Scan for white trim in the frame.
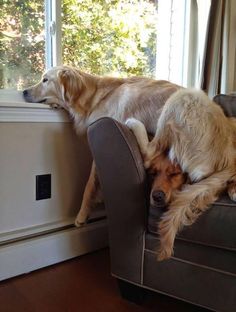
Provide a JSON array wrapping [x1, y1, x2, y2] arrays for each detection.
[[155, 0, 172, 80], [45, 0, 62, 68], [0, 103, 70, 123], [0, 220, 108, 281], [221, 0, 236, 93], [0, 209, 107, 244], [0, 218, 75, 244], [182, 0, 195, 87], [0, 90, 70, 123], [195, 0, 212, 89], [51, 0, 62, 66], [156, 0, 191, 86], [45, 0, 53, 69]]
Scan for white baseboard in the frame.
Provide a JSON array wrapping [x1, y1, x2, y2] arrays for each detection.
[[0, 220, 108, 281]]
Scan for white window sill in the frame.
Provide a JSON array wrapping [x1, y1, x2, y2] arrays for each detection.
[[0, 90, 70, 123]]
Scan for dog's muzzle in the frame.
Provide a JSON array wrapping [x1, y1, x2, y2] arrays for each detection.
[[152, 190, 166, 205], [23, 90, 28, 96], [23, 90, 46, 103]]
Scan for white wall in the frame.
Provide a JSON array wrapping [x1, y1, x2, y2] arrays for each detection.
[[0, 104, 108, 280], [0, 122, 91, 234]]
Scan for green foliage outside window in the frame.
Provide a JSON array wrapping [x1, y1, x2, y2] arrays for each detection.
[[0, 0, 45, 89], [0, 0, 158, 90]]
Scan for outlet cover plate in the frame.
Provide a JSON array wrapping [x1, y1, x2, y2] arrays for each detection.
[[36, 174, 51, 200]]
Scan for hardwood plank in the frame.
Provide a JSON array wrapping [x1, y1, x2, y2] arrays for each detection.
[[0, 249, 207, 312]]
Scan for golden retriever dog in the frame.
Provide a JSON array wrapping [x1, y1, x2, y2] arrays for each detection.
[[126, 89, 236, 261], [23, 65, 180, 226]]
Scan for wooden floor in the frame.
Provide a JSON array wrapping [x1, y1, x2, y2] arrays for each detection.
[[0, 248, 207, 312]]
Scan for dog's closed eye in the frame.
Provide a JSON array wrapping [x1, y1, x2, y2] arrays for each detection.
[[148, 169, 159, 179], [168, 172, 181, 178], [42, 78, 48, 83]]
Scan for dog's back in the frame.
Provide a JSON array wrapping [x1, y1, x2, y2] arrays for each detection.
[[154, 89, 236, 181], [86, 78, 180, 134]]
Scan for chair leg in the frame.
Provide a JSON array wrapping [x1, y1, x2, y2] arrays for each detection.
[[117, 279, 146, 305]]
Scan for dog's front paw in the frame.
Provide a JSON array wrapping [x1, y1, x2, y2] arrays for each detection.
[[74, 218, 86, 227], [157, 217, 175, 261], [157, 245, 173, 261], [74, 211, 88, 227], [50, 103, 60, 109], [228, 184, 236, 202]]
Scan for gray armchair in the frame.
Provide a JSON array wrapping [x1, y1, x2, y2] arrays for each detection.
[[87, 94, 236, 312]]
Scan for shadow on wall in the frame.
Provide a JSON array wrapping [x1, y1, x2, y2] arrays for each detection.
[[0, 121, 96, 235], [49, 125, 93, 221]]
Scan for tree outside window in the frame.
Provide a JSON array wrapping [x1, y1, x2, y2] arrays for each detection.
[[0, 0, 158, 90]]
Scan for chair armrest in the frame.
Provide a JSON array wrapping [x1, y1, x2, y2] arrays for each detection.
[[88, 117, 148, 284], [213, 94, 236, 117]]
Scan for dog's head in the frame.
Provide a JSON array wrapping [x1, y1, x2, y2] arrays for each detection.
[[146, 152, 187, 207], [23, 66, 94, 114]]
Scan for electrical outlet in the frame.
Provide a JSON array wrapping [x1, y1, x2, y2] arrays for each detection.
[[36, 174, 51, 200]]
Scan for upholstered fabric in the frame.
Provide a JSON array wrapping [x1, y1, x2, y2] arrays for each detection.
[[148, 194, 236, 251], [214, 93, 236, 117]]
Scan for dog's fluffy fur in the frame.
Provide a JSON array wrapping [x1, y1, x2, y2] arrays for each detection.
[[126, 89, 236, 261], [23, 65, 180, 226]]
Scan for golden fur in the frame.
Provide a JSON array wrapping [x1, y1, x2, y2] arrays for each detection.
[[23, 65, 180, 226], [126, 89, 236, 261]]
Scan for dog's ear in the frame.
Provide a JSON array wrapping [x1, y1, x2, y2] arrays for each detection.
[[58, 67, 87, 113]]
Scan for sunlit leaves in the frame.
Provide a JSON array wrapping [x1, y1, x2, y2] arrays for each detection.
[[62, 0, 157, 77]]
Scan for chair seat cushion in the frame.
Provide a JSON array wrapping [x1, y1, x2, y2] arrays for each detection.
[[148, 193, 236, 251]]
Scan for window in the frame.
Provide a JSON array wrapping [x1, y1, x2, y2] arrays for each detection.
[[3, 0, 209, 95], [1, 0, 159, 91], [0, 0, 45, 90]]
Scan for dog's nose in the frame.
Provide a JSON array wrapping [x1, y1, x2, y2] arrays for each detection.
[[152, 191, 166, 204], [23, 90, 28, 97]]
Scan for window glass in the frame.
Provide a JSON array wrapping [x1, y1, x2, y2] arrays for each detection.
[[61, 0, 158, 78], [0, 0, 45, 90]]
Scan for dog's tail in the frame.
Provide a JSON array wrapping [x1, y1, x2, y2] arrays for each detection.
[[157, 168, 233, 260]]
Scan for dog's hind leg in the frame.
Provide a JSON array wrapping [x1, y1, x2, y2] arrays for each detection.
[[126, 118, 150, 154], [157, 169, 233, 261], [148, 105, 175, 156], [126, 118, 157, 166], [75, 161, 98, 226]]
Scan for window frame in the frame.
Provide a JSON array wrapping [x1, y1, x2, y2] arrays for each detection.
[[156, 0, 196, 87], [0, 0, 62, 105], [45, 0, 62, 69]]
